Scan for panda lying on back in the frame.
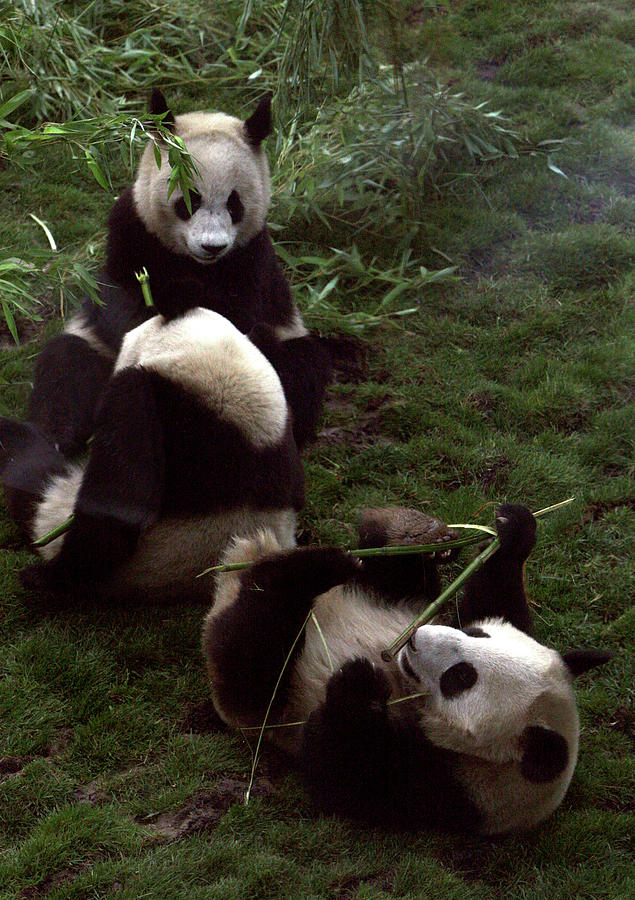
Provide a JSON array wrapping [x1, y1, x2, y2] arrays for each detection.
[[1, 307, 304, 602], [24, 90, 329, 457], [203, 505, 611, 834]]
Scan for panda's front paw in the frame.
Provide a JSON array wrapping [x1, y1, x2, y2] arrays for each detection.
[[326, 658, 391, 714], [495, 504, 537, 557]]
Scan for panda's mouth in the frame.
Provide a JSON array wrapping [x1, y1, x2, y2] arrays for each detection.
[[398, 648, 421, 684], [190, 250, 226, 265]]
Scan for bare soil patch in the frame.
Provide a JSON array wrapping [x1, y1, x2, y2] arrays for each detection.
[[138, 776, 275, 841]]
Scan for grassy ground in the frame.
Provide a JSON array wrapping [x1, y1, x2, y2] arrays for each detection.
[[1, 1, 633, 897]]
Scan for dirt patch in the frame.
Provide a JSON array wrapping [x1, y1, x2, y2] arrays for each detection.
[[73, 780, 109, 806], [476, 456, 511, 488], [476, 60, 505, 82], [317, 397, 391, 448], [467, 391, 497, 419], [138, 776, 275, 841], [0, 756, 31, 779], [18, 857, 99, 899], [436, 455, 511, 492], [19, 870, 78, 899], [46, 727, 73, 758], [320, 335, 370, 384], [582, 498, 635, 523], [608, 705, 635, 741]]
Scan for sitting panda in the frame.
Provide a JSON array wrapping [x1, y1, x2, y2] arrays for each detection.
[[203, 505, 612, 834], [1, 307, 304, 603], [23, 89, 329, 458]]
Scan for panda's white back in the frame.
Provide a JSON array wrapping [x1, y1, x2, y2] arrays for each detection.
[[32, 308, 300, 600]]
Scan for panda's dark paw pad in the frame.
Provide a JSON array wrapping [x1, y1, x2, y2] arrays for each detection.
[[495, 504, 537, 554], [327, 658, 390, 710]]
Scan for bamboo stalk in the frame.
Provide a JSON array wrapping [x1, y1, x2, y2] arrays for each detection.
[[379, 537, 501, 661], [32, 517, 74, 548], [196, 525, 496, 579], [135, 267, 154, 307], [379, 497, 575, 661]]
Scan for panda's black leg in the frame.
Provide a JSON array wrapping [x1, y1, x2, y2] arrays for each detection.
[[248, 325, 332, 450], [23, 367, 165, 591], [206, 547, 360, 725], [0, 417, 67, 535], [458, 504, 536, 635], [28, 333, 113, 457]]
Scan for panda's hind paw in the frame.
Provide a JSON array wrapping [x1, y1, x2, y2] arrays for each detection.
[[358, 506, 457, 558]]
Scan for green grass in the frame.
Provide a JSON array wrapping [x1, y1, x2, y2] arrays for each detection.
[[1, 1, 634, 898]]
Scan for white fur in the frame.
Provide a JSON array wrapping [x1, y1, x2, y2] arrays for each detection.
[[115, 308, 288, 449], [274, 309, 309, 341], [204, 533, 583, 833], [134, 111, 270, 261], [399, 619, 579, 833], [32, 463, 84, 559], [35, 458, 297, 601]]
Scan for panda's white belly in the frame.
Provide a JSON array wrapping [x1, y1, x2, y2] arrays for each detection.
[[33, 467, 297, 601], [274, 587, 414, 755]]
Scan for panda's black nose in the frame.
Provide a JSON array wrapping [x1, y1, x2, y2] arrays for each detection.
[[201, 243, 228, 257]]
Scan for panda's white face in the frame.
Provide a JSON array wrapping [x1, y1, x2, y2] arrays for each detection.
[[398, 620, 578, 762], [133, 112, 271, 263]]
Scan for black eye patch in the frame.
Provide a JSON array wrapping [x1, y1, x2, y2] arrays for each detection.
[[174, 190, 202, 221], [440, 661, 478, 698], [227, 189, 244, 224], [464, 626, 490, 639]]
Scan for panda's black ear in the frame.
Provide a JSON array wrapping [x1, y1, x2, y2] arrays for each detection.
[[244, 95, 272, 147], [149, 89, 175, 131], [519, 725, 569, 784], [561, 649, 613, 678]]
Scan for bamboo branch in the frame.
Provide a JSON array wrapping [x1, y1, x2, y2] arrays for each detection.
[[379, 497, 575, 661]]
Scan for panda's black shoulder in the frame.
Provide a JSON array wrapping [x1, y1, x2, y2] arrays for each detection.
[[105, 186, 147, 287]]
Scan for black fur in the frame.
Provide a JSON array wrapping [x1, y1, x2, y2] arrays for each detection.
[[302, 659, 481, 831], [149, 88, 175, 130], [0, 418, 66, 533], [206, 502, 611, 831], [65, 191, 330, 451], [23, 92, 330, 458], [16, 366, 304, 592], [244, 95, 272, 147], [519, 725, 569, 784], [458, 504, 536, 635], [27, 333, 113, 457], [206, 547, 359, 725], [247, 324, 331, 451], [561, 648, 614, 678], [354, 517, 444, 603], [439, 661, 478, 698]]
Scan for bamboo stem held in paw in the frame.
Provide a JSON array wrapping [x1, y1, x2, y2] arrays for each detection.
[[380, 497, 575, 661]]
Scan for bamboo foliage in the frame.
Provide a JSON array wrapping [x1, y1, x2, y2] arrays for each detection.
[[0, 0, 554, 339]]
